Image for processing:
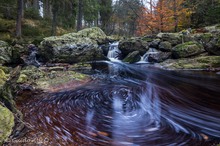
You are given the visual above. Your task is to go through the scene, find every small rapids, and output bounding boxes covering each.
[17,61,220,146]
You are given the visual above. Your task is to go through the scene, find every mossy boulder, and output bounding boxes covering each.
[160,56,220,69]
[76,27,107,44]
[0,41,12,64]
[157,33,193,46]
[40,27,106,63]
[0,104,14,145]
[158,41,172,52]
[119,37,149,58]
[204,35,220,55]
[123,51,141,63]
[172,41,205,58]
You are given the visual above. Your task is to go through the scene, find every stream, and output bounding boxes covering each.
[14,60,220,146]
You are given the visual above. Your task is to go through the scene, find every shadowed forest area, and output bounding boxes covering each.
[0,0,220,44]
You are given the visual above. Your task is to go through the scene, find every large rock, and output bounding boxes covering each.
[172,41,205,58]
[123,51,141,63]
[157,33,193,46]
[148,52,172,63]
[40,27,107,63]
[119,37,148,58]
[158,41,172,52]
[0,104,14,145]
[0,41,11,64]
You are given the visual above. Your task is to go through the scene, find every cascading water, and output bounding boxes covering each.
[12,56,220,145]
[107,42,121,61]
[138,48,159,63]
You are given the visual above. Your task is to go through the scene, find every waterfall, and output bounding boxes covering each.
[138,48,159,63]
[107,42,121,61]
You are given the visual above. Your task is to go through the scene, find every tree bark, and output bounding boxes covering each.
[16,0,23,38]
[51,0,58,35]
[77,0,83,31]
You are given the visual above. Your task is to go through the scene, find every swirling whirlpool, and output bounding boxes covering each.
[17,61,220,146]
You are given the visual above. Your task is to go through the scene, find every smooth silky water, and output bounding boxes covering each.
[15,43,220,146]
[16,60,220,146]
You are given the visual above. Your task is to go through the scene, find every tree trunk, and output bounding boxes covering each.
[43,0,52,18]
[16,0,23,38]
[77,0,83,31]
[51,0,58,35]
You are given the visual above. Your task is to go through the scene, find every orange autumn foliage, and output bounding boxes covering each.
[136,0,192,36]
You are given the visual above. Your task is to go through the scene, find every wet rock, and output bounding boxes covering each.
[148,51,172,63]
[172,41,205,58]
[119,37,148,58]
[0,104,14,145]
[160,56,220,69]
[123,51,141,63]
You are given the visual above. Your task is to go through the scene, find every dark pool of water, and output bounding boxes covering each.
[16,61,220,146]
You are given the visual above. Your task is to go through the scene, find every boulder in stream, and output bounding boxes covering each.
[39,27,107,63]
[172,41,205,58]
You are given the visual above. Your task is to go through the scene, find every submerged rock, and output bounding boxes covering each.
[0,104,14,145]
[172,41,205,58]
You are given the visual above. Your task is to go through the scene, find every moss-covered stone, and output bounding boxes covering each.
[0,104,14,145]
[158,41,172,52]
[119,37,148,58]
[0,69,7,86]
[17,74,28,83]
[160,56,220,69]
[123,51,141,63]
[40,27,106,63]
[172,41,205,58]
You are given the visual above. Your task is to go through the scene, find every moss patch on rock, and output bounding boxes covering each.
[0,104,14,145]
[0,69,7,86]
[172,41,205,58]
[160,56,220,69]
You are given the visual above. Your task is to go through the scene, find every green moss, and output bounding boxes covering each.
[172,41,204,58]
[0,18,15,32]
[0,69,7,86]
[161,56,220,69]
[17,74,28,83]
[0,105,14,145]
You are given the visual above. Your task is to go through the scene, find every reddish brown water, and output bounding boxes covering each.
[12,62,220,146]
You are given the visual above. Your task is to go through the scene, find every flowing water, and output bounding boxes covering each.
[16,60,220,146]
